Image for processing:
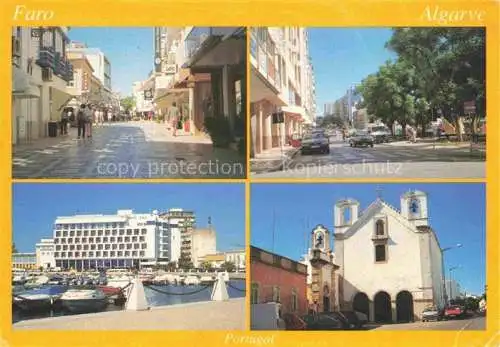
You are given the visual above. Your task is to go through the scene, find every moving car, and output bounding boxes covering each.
[349,131,374,147]
[443,305,465,320]
[301,132,330,155]
[421,306,442,322]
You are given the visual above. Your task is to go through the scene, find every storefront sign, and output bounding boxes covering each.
[165,64,177,74]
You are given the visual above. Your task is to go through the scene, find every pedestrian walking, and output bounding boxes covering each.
[60,109,69,135]
[85,104,93,138]
[77,104,87,139]
[167,102,180,137]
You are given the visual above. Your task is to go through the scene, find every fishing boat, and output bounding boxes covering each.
[13,285,68,312]
[60,288,108,313]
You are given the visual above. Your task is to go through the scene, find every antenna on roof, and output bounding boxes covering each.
[376,185,383,200]
[208,216,212,229]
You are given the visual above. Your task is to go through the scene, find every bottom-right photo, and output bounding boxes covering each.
[250,183,486,331]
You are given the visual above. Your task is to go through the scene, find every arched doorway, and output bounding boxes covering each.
[374,291,392,323]
[396,291,414,323]
[352,292,370,317]
[323,284,331,312]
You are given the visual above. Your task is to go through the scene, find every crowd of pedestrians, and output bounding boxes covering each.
[58,104,118,139]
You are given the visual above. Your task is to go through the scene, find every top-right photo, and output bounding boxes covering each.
[250,27,486,179]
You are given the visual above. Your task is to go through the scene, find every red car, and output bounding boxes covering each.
[444,305,465,319]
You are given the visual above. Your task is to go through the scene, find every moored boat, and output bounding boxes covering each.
[13,285,68,312]
[60,288,108,313]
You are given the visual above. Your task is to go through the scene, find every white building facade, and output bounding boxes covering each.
[35,238,56,269]
[224,249,246,270]
[191,227,217,267]
[52,209,195,270]
[334,190,445,323]
[12,26,74,145]
[250,27,316,156]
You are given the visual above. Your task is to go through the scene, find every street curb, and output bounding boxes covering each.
[250,148,300,175]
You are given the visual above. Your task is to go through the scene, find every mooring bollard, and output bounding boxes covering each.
[125,277,149,311]
[211,272,229,301]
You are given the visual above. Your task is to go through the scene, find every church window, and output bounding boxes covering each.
[375,220,385,236]
[251,283,259,304]
[291,288,298,312]
[272,285,281,303]
[342,206,351,224]
[375,244,386,262]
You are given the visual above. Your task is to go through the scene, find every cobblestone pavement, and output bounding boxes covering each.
[13,122,246,179]
[252,140,485,178]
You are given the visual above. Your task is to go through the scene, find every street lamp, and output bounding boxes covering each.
[449,265,462,302]
[441,243,463,306]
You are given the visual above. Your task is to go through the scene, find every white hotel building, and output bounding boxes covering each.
[52,209,195,270]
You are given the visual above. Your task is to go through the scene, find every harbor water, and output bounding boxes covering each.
[12,280,245,324]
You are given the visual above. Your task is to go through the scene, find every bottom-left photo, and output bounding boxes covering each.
[11,183,246,330]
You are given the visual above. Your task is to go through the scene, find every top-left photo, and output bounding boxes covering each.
[12,27,247,179]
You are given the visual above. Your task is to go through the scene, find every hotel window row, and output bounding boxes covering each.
[55,242,148,251]
[54,228,148,237]
[54,236,147,244]
[54,250,146,258]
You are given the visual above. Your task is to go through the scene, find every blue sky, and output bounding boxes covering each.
[13,183,245,253]
[308,28,396,114]
[251,183,486,295]
[69,27,154,96]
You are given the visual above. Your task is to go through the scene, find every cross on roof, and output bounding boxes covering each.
[376,186,383,199]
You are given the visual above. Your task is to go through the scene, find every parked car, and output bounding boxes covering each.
[349,131,374,148]
[301,133,330,155]
[421,306,442,322]
[369,126,392,143]
[444,305,465,320]
[301,313,345,330]
[339,310,368,329]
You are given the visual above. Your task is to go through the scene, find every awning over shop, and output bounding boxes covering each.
[182,27,245,70]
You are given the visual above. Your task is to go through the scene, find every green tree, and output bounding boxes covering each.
[200,261,213,271]
[386,28,485,140]
[322,114,345,128]
[12,242,18,253]
[120,96,136,113]
[220,261,236,272]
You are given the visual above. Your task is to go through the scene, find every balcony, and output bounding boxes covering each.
[36,47,55,69]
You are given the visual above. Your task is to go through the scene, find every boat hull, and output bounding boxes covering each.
[61,298,108,313]
[13,297,52,312]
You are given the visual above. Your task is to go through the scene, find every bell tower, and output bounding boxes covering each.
[334,199,359,234]
[401,190,429,227]
[308,225,339,313]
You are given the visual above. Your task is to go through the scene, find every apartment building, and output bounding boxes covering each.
[158,209,196,264]
[250,27,316,156]
[67,42,114,113]
[12,26,74,144]
[132,80,154,116]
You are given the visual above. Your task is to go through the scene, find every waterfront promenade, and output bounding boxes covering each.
[13,298,244,330]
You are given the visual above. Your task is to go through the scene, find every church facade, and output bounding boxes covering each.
[333,190,445,323]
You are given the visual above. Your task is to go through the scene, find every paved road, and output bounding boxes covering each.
[253,138,485,178]
[372,315,485,330]
[13,122,246,179]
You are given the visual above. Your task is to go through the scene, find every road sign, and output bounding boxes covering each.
[464,101,476,114]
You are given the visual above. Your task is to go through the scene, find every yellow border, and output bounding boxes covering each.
[2,0,499,346]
